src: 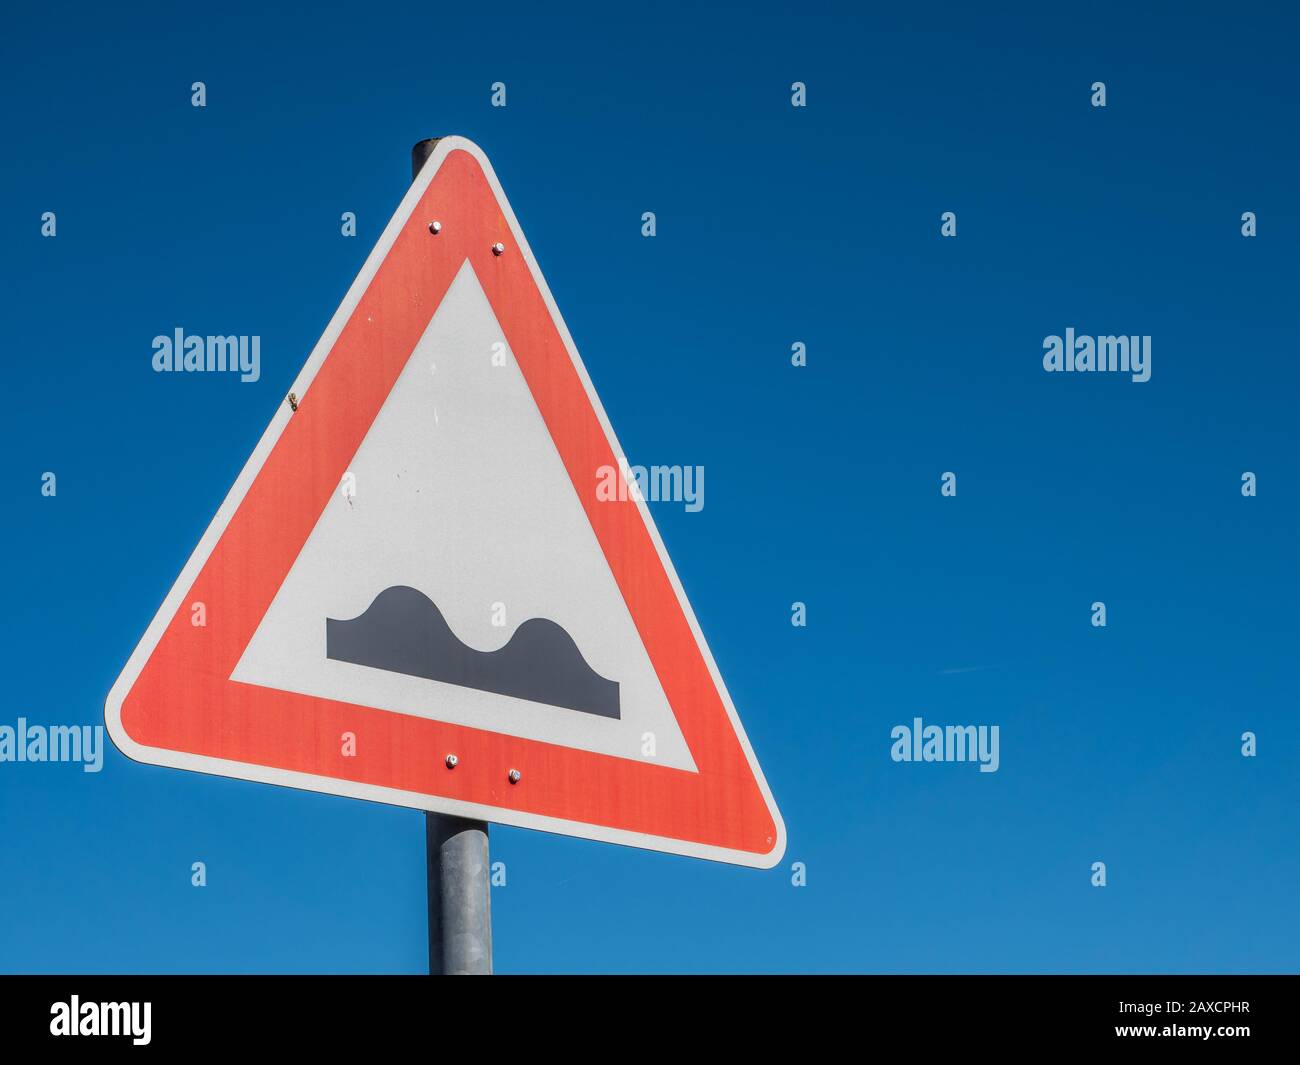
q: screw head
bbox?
[445,754,459,769]
[507,768,521,784]
[428,220,442,234]
[491,242,505,256]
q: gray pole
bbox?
[425,812,492,974]
[412,136,493,976]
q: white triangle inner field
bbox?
[232,260,696,772]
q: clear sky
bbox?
[2,0,1297,973]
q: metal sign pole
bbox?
[425,811,492,974]
[412,137,493,976]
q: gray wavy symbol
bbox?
[326,585,621,719]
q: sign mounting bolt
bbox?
[492,242,505,256]
[428,221,442,234]
[507,769,521,784]
[445,754,459,769]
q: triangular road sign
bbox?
[106,137,785,867]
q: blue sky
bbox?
[2,0,1297,973]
